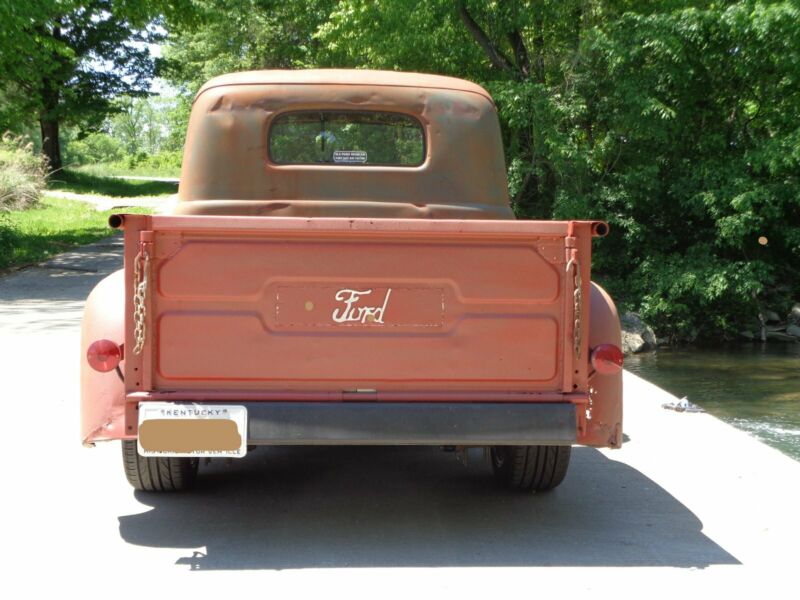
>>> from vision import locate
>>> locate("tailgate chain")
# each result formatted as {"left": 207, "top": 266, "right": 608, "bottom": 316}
{"left": 566, "top": 256, "right": 582, "bottom": 359}
{"left": 132, "top": 248, "right": 150, "bottom": 355}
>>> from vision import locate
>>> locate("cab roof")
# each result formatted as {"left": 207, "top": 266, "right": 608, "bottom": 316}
{"left": 196, "top": 69, "right": 494, "bottom": 103}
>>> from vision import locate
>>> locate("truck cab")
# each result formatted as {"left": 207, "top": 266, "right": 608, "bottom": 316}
{"left": 81, "top": 70, "right": 623, "bottom": 493}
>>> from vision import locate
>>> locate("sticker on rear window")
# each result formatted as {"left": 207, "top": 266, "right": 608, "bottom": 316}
{"left": 333, "top": 150, "right": 368, "bottom": 164}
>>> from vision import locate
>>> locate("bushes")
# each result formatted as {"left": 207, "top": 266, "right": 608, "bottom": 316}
{"left": 0, "top": 131, "right": 48, "bottom": 266}
{"left": 65, "top": 149, "right": 183, "bottom": 178}
{"left": 122, "top": 149, "right": 182, "bottom": 173}
{"left": 62, "top": 131, "right": 182, "bottom": 176}
{"left": 64, "top": 132, "right": 126, "bottom": 166}
{"left": 0, "top": 132, "right": 48, "bottom": 211}
{"left": 552, "top": 3, "right": 800, "bottom": 342}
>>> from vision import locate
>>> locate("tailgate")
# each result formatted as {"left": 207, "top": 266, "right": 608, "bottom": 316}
{"left": 115, "top": 215, "right": 600, "bottom": 395}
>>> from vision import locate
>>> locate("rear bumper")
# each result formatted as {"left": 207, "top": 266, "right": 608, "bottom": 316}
{"left": 240, "top": 402, "right": 576, "bottom": 446}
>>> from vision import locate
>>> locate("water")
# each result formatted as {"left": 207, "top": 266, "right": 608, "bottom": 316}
{"left": 624, "top": 344, "right": 800, "bottom": 461}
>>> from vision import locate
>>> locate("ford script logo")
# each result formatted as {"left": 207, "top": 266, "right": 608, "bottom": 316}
{"left": 332, "top": 288, "right": 392, "bottom": 324}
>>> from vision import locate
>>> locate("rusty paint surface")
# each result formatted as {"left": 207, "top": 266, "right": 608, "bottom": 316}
{"left": 176, "top": 70, "right": 512, "bottom": 219}
{"left": 585, "top": 282, "right": 624, "bottom": 448}
{"left": 80, "top": 269, "right": 128, "bottom": 444}
{"left": 80, "top": 70, "right": 622, "bottom": 449}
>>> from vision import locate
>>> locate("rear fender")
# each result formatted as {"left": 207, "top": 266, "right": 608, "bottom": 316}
{"left": 579, "top": 282, "right": 624, "bottom": 448}
{"left": 80, "top": 269, "right": 130, "bottom": 445}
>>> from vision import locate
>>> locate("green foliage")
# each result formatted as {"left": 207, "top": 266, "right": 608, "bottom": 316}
{"left": 106, "top": 95, "right": 177, "bottom": 155}
{"left": 119, "top": 150, "right": 182, "bottom": 174}
{"left": 64, "top": 132, "right": 126, "bottom": 166}
{"left": 574, "top": 1, "right": 800, "bottom": 340}
{"left": 70, "top": 157, "right": 181, "bottom": 178}
{"left": 61, "top": 94, "right": 186, "bottom": 172}
{"left": 0, "top": 133, "right": 48, "bottom": 211}
{"left": 317, "top": 0, "right": 488, "bottom": 76}
{"left": 161, "top": 0, "right": 337, "bottom": 92}
{"left": 0, "top": 1, "right": 184, "bottom": 169}
{"left": 160, "top": 96, "right": 192, "bottom": 153}
{"left": 0, "top": 196, "right": 152, "bottom": 271}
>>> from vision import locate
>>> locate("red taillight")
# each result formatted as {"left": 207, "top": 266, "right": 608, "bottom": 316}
{"left": 87, "top": 339, "right": 122, "bottom": 372}
{"left": 591, "top": 344, "right": 623, "bottom": 375}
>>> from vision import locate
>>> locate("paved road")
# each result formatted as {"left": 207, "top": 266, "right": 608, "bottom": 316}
{"left": 1, "top": 239, "right": 797, "bottom": 597}
{"left": 46, "top": 173, "right": 179, "bottom": 210}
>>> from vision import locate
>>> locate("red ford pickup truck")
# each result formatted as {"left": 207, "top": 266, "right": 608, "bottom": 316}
{"left": 81, "top": 70, "right": 623, "bottom": 493}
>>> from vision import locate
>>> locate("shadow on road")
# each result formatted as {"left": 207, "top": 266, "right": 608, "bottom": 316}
{"left": 0, "top": 237, "right": 123, "bottom": 332}
{"left": 48, "top": 170, "right": 178, "bottom": 197}
{"left": 118, "top": 446, "right": 738, "bottom": 569}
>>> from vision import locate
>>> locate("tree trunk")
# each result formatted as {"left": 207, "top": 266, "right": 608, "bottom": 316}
{"left": 456, "top": 1, "right": 557, "bottom": 218}
{"left": 513, "top": 161, "right": 557, "bottom": 219}
{"left": 39, "top": 22, "right": 63, "bottom": 172}
{"left": 39, "top": 116, "right": 61, "bottom": 172}
{"left": 456, "top": 0, "right": 515, "bottom": 73}
{"left": 533, "top": 6, "right": 546, "bottom": 84}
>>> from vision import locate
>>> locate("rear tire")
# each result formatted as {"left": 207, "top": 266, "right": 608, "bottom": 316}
{"left": 122, "top": 440, "right": 199, "bottom": 491}
{"left": 491, "top": 445, "right": 571, "bottom": 492}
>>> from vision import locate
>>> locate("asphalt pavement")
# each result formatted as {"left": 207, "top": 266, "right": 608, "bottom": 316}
{"left": 0, "top": 237, "right": 797, "bottom": 598}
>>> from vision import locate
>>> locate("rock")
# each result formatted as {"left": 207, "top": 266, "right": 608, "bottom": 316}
{"left": 766, "top": 331, "right": 799, "bottom": 343}
{"left": 662, "top": 397, "right": 705, "bottom": 413}
{"left": 787, "top": 324, "right": 800, "bottom": 338}
{"left": 622, "top": 333, "right": 648, "bottom": 354}
{"left": 788, "top": 303, "right": 800, "bottom": 326}
{"left": 620, "top": 312, "right": 657, "bottom": 354}
{"left": 762, "top": 310, "right": 781, "bottom": 323}
{"left": 739, "top": 330, "right": 755, "bottom": 340}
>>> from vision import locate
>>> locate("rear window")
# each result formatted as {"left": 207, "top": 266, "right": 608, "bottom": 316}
{"left": 269, "top": 111, "right": 425, "bottom": 166}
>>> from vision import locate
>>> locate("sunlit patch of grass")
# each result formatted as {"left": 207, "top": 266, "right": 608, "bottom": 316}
{"left": 0, "top": 196, "right": 152, "bottom": 271}
{"left": 72, "top": 162, "right": 181, "bottom": 179}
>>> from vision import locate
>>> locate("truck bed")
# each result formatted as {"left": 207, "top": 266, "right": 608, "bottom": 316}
{"left": 115, "top": 215, "right": 600, "bottom": 401}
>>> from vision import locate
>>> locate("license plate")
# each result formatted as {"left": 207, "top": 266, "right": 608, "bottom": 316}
{"left": 137, "top": 402, "right": 248, "bottom": 458}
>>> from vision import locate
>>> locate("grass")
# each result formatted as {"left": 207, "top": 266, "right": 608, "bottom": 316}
{"left": 0, "top": 196, "right": 152, "bottom": 271}
{"left": 48, "top": 168, "right": 178, "bottom": 197}
{"left": 72, "top": 162, "right": 181, "bottom": 179}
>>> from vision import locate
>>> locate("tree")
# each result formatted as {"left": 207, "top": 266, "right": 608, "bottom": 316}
{"left": 107, "top": 96, "right": 156, "bottom": 155}
{"left": 0, "top": 1, "right": 174, "bottom": 171}
{"left": 161, "top": 0, "right": 337, "bottom": 92}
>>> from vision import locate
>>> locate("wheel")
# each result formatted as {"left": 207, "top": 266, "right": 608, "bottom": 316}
{"left": 121, "top": 440, "right": 199, "bottom": 491}
{"left": 490, "top": 445, "right": 571, "bottom": 492}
